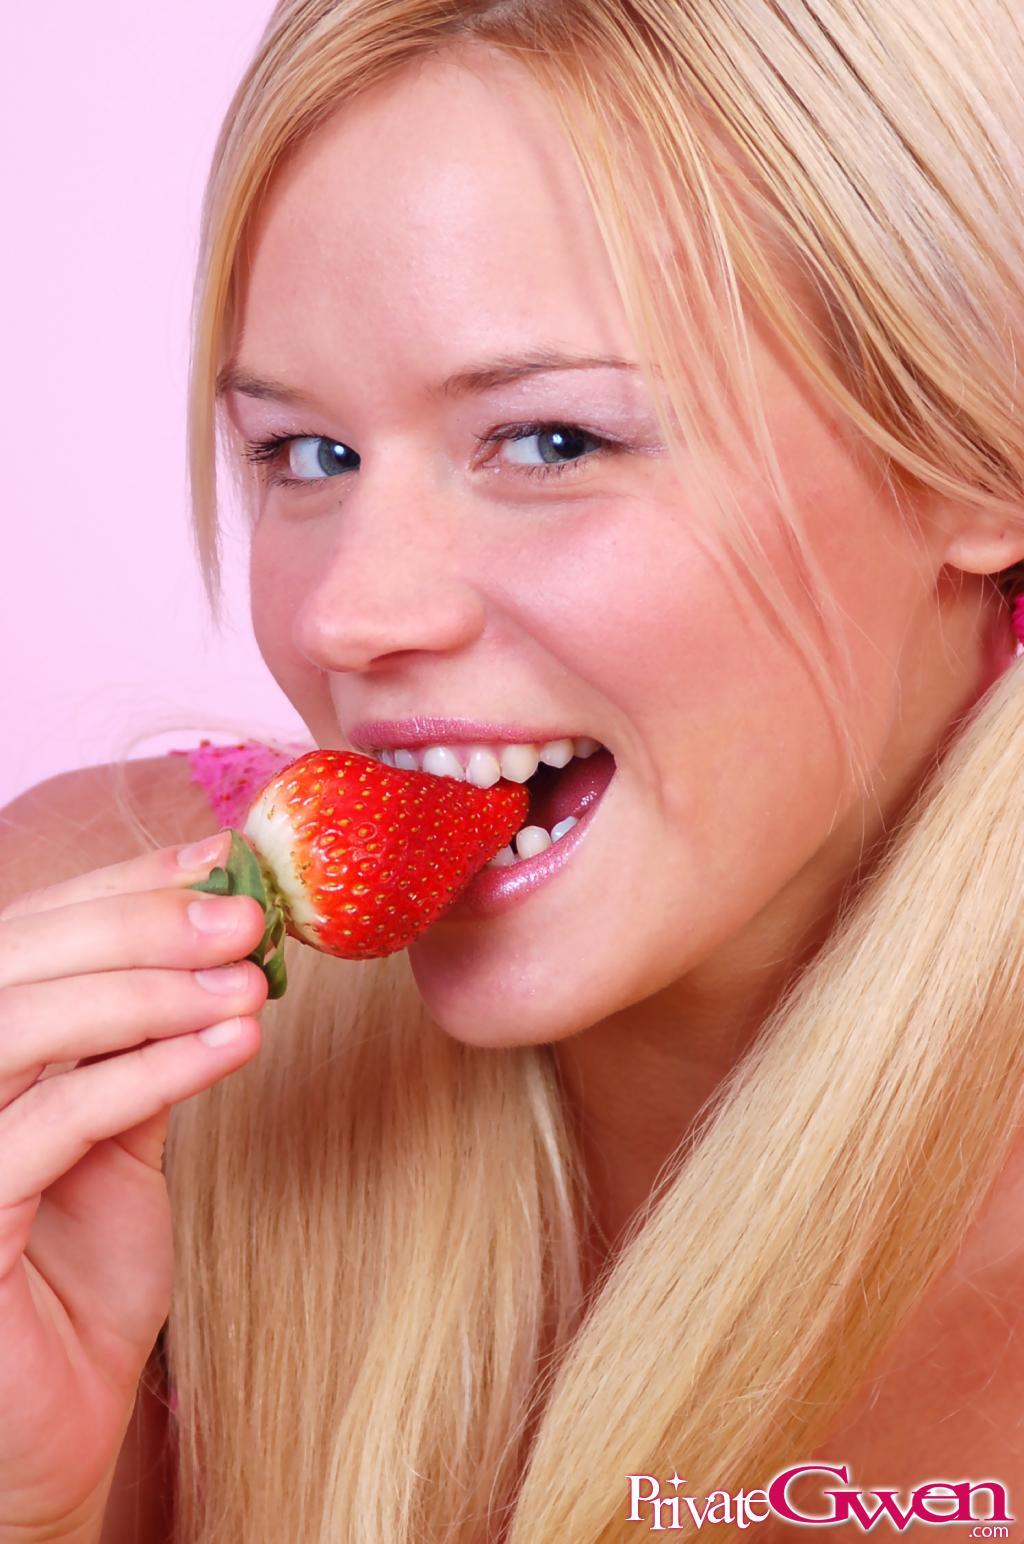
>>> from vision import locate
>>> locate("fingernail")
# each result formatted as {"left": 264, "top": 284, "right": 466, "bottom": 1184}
{"left": 188, "top": 899, "right": 246, "bottom": 934}
{"left": 194, "top": 964, "right": 250, "bottom": 995}
{"left": 198, "top": 1018, "right": 244, "bottom": 1046}
{"left": 177, "top": 831, "right": 231, "bottom": 871}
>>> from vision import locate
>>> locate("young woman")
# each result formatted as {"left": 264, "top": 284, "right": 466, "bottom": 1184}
{"left": 2, "top": 2, "right": 1024, "bottom": 1540}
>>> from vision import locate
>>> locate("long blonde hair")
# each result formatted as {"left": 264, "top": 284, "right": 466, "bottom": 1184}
{"left": 138, "top": 2, "right": 1024, "bottom": 1538}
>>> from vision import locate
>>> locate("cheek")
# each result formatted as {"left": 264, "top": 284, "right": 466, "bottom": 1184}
{"left": 249, "top": 519, "right": 323, "bottom": 705}
{"left": 520, "top": 494, "right": 838, "bottom": 767}
{"left": 526, "top": 496, "right": 892, "bottom": 929}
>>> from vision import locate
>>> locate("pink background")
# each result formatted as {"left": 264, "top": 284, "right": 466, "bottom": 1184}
{"left": 3, "top": 6, "right": 308, "bottom": 809}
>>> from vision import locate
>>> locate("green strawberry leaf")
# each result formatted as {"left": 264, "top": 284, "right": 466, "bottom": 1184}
{"left": 187, "top": 829, "right": 290, "bottom": 1000}
{"left": 263, "top": 947, "right": 288, "bottom": 999}
{"left": 189, "top": 865, "right": 231, "bottom": 896}
{"left": 227, "top": 830, "right": 270, "bottom": 906}
{"left": 253, "top": 912, "right": 276, "bottom": 960}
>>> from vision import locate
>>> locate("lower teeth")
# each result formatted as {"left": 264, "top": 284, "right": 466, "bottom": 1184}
{"left": 485, "top": 814, "right": 579, "bottom": 869}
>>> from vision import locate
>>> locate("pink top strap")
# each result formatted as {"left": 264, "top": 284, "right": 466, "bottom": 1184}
{"left": 168, "top": 737, "right": 314, "bottom": 829}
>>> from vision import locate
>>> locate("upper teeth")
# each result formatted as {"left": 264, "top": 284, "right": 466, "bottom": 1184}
{"left": 369, "top": 735, "right": 602, "bottom": 788}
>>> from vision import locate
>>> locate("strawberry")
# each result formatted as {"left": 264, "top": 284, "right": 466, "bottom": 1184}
{"left": 187, "top": 748, "right": 529, "bottom": 995}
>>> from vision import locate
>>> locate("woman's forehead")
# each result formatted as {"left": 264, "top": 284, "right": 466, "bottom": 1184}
{"left": 230, "top": 42, "right": 839, "bottom": 459}
{"left": 247, "top": 48, "right": 595, "bottom": 261}
{"left": 234, "top": 54, "right": 642, "bottom": 384}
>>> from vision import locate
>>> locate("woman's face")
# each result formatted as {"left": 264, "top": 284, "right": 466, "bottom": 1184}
{"left": 228, "top": 46, "right": 1000, "bottom": 1048}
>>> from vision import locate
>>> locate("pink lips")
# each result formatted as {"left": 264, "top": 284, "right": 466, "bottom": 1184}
{"left": 347, "top": 717, "right": 594, "bottom": 752}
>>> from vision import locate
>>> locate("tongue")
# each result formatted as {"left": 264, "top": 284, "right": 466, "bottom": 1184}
{"left": 526, "top": 746, "right": 616, "bottom": 831}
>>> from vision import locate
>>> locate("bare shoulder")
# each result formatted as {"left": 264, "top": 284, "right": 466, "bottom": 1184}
{"left": 0, "top": 755, "right": 221, "bottom": 909}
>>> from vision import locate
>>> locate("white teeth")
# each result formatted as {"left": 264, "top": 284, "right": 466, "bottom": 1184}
{"left": 499, "top": 743, "right": 541, "bottom": 783}
{"left": 484, "top": 812, "right": 581, "bottom": 868}
{"left": 465, "top": 746, "right": 502, "bottom": 789}
{"left": 514, "top": 825, "right": 552, "bottom": 860}
{"left": 537, "top": 737, "right": 574, "bottom": 768}
{"left": 421, "top": 745, "right": 464, "bottom": 780}
{"left": 369, "top": 734, "right": 605, "bottom": 781}
{"left": 367, "top": 734, "right": 602, "bottom": 872}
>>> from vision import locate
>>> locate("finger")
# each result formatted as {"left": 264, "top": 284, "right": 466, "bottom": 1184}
{"left": 0, "top": 960, "right": 268, "bottom": 1107}
{"left": 0, "top": 832, "right": 234, "bottom": 924}
{"left": 0, "top": 889, "right": 267, "bottom": 992}
{"left": 0, "top": 1017, "right": 261, "bottom": 1272}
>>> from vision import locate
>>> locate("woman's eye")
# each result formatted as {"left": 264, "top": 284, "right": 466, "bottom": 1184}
{"left": 288, "top": 438, "right": 358, "bottom": 479}
{"left": 479, "top": 422, "right": 613, "bottom": 480}
{"left": 241, "top": 434, "right": 358, "bottom": 487}
{"left": 240, "top": 421, "right": 619, "bottom": 490}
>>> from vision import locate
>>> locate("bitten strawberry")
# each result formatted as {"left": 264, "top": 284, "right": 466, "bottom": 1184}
{"left": 187, "top": 748, "right": 529, "bottom": 994}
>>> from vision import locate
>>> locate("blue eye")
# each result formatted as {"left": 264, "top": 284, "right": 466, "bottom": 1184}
{"left": 241, "top": 435, "right": 356, "bottom": 486}
{"left": 240, "top": 420, "right": 621, "bottom": 491}
{"left": 478, "top": 422, "right": 614, "bottom": 480}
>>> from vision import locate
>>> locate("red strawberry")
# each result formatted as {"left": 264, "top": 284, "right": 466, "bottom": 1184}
{"left": 187, "top": 748, "right": 529, "bottom": 993}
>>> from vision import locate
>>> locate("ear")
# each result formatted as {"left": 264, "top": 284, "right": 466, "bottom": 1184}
{"left": 935, "top": 503, "right": 1024, "bottom": 578}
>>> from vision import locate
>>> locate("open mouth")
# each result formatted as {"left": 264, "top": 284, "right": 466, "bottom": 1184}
{"left": 442, "top": 743, "right": 616, "bottom": 918}
{"left": 369, "top": 737, "right": 617, "bottom": 860}
{"left": 522, "top": 745, "right": 616, "bottom": 833}
{"left": 475, "top": 742, "right": 617, "bottom": 875}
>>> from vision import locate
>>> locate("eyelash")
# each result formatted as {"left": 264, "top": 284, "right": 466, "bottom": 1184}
{"left": 239, "top": 421, "right": 624, "bottom": 490}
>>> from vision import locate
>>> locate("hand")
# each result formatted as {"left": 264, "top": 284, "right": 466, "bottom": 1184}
{"left": 0, "top": 834, "right": 267, "bottom": 1537}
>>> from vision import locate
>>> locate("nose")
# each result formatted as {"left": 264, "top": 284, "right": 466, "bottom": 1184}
{"left": 291, "top": 466, "right": 488, "bottom": 674}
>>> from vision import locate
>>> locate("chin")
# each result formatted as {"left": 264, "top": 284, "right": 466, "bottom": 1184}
{"left": 406, "top": 938, "right": 598, "bottom": 1049}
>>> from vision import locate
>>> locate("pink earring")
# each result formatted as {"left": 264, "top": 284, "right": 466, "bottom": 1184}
{"left": 1013, "top": 594, "right": 1024, "bottom": 646}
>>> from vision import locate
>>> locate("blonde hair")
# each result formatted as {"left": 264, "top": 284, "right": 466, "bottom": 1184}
{"left": 127, "top": 1, "right": 1024, "bottom": 1538}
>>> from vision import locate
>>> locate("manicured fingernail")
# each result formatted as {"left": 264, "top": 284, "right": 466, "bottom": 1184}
{"left": 177, "top": 831, "right": 231, "bottom": 871}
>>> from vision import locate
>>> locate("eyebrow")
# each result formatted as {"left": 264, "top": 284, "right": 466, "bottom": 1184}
{"left": 215, "top": 348, "right": 638, "bottom": 405}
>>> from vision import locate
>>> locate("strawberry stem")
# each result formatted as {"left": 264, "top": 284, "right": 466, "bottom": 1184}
{"left": 188, "top": 829, "right": 290, "bottom": 999}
